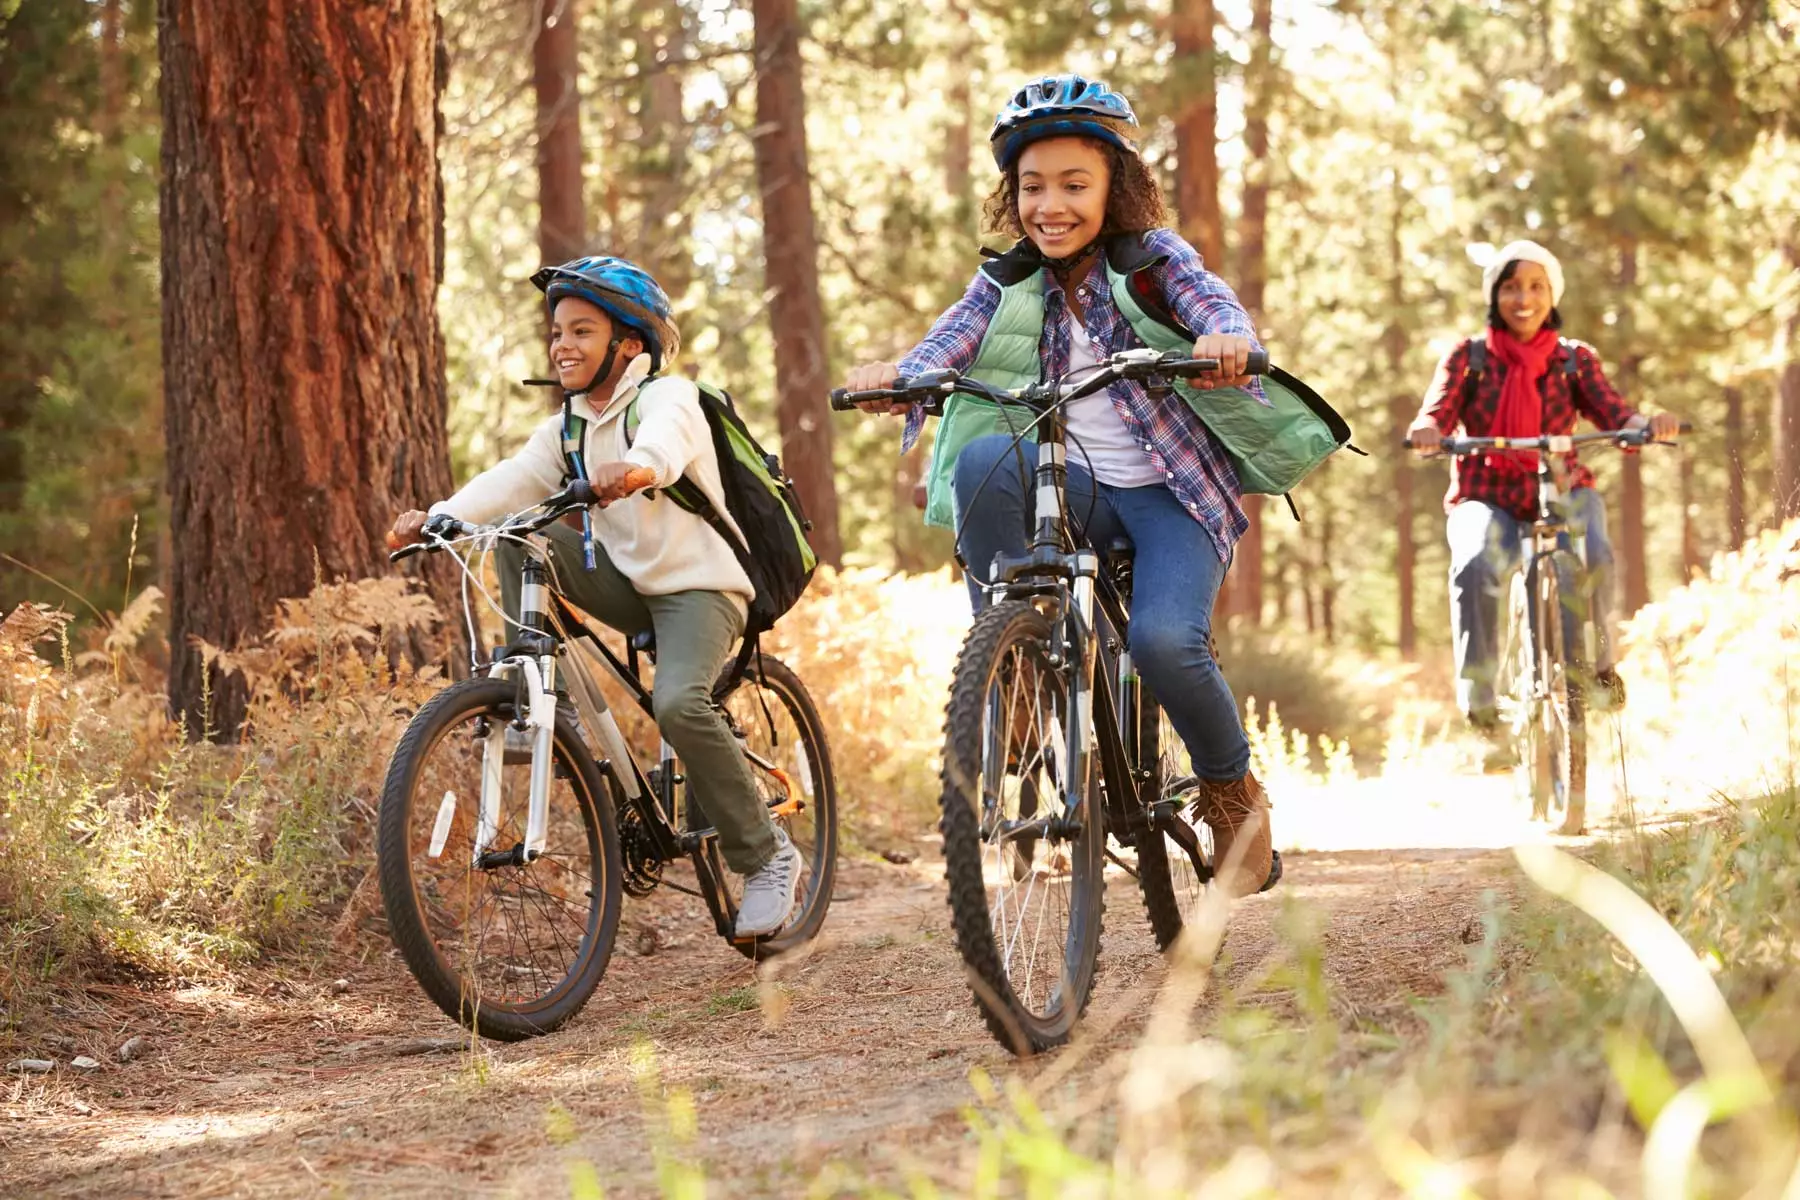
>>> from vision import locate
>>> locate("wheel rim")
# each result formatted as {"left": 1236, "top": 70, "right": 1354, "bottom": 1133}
{"left": 717, "top": 668, "right": 833, "bottom": 941}
{"left": 976, "top": 631, "right": 1081, "bottom": 1023}
{"left": 403, "top": 702, "right": 604, "bottom": 1016}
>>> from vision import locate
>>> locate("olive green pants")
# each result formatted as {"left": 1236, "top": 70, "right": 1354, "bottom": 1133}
{"left": 495, "top": 523, "right": 775, "bottom": 875}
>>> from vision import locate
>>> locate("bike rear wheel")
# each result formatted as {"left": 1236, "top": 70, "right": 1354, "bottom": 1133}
{"left": 377, "top": 675, "right": 624, "bottom": 1041}
{"left": 707, "top": 653, "right": 839, "bottom": 958}
{"left": 1134, "top": 704, "right": 1213, "bottom": 953}
{"left": 939, "top": 601, "right": 1105, "bottom": 1055}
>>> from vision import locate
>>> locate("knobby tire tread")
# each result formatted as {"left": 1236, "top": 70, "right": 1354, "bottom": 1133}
{"left": 938, "top": 601, "right": 1104, "bottom": 1055}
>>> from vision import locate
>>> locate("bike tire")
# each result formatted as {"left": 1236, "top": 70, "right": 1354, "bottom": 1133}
{"left": 1530, "top": 561, "right": 1588, "bottom": 834}
{"left": 377, "top": 675, "right": 624, "bottom": 1041}
{"left": 708, "top": 653, "right": 839, "bottom": 959}
{"left": 938, "top": 600, "right": 1105, "bottom": 1055}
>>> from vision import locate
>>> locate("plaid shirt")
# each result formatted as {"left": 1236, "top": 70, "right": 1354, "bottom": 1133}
{"left": 897, "top": 228, "right": 1263, "bottom": 565}
{"left": 1416, "top": 336, "right": 1639, "bottom": 522}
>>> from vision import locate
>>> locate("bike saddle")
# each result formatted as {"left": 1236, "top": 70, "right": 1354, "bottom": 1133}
{"left": 630, "top": 629, "right": 656, "bottom": 656}
{"left": 1105, "top": 536, "right": 1135, "bottom": 563}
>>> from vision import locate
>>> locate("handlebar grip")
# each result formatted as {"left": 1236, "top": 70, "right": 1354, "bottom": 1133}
{"left": 830, "top": 388, "right": 856, "bottom": 412}
{"left": 1246, "top": 349, "right": 1269, "bottom": 376}
{"left": 388, "top": 542, "right": 427, "bottom": 563}
{"left": 622, "top": 466, "right": 657, "bottom": 493}
{"left": 1679, "top": 421, "right": 1694, "bottom": 433}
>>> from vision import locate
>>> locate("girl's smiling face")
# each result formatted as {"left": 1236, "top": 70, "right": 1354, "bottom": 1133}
{"left": 550, "top": 296, "right": 640, "bottom": 391}
{"left": 1016, "top": 136, "right": 1111, "bottom": 259}
{"left": 1496, "top": 261, "right": 1554, "bottom": 340}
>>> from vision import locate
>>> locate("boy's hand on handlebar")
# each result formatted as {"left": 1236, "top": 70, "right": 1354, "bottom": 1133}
{"left": 389, "top": 509, "right": 430, "bottom": 548}
{"left": 590, "top": 461, "right": 657, "bottom": 506}
{"left": 1189, "top": 335, "right": 1254, "bottom": 389}
{"left": 1406, "top": 424, "right": 1443, "bottom": 456}
{"left": 844, "top": 361, "right": 910, "bottom": 413}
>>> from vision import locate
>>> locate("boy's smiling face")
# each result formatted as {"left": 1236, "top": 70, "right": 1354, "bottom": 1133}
{"left": 550, "top": 296, "right": 642, "bottom": 392}
{"left": 1017, "top": 136, "right": 1110, "bottom": 259}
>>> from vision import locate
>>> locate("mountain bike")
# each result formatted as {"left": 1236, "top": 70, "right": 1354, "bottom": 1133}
{"left": 832, "top": 348, "right": 1280, "bottom": 1054}
{"left": 1404, "top": 426, "right": 1684, "bottom": 834}
{"left": 379, "top": 481, "right": 837, "bottom": 1041}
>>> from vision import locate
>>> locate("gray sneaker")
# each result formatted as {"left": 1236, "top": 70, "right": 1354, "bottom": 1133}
{"left": 734, "top": 828, "right": 802, "bottom": 938}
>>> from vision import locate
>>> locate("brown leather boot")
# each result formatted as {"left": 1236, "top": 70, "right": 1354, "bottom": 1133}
{"left": 1188, "top": 771, "right": 1275, "bottom": 898}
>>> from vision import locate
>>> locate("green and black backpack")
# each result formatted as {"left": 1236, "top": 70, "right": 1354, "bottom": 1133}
{"left": 560, "top": 382, "right": 818, "bottom": 668}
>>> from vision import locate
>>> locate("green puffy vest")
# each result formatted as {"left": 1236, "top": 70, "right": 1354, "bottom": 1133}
{"left": 919, "top": 234, "right": 1350, "bottom": 529}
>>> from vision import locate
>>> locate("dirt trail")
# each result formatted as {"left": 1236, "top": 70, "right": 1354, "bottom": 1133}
{"left": 3, "top": 771, "right": 1539, "bottom": 1200}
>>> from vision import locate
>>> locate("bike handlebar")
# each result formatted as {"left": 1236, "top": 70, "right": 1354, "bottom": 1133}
{"left": 1401, "top": 422, "right": 1693, "bottom": 455}
{"left": 386, "top": 472, "right": 657, "bottom": 563}
{"left": 829, "top": 348, "right": 1271, "bottom": 415}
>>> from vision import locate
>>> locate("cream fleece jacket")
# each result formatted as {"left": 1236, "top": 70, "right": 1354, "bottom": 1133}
{"left": 431, "top": 355, "right": 754, "bottom": 607}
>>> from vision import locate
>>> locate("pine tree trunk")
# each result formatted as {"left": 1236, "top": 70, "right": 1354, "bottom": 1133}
{"left": 636, "top": 0, "right": 690, "bottom": 296}
{"left": 1725, "top": 384, "right": 1747, "bottom": 547}
{"left": 532, "top": 0, "right": 586, "bottom": 266}
{"left": 1778, "top": 239, "right": 1800, "bottom": 525}
{"left": 750, "top": 0, "right": 841, "bottom": 566}
{"left": 1172, "top": 0, "right": 1225, "bottom": 269}
{"left": 943, "top": 0, "right": 972, "bottom": 212}
{"left": 1387, "top": 175, "right": 1415, "bottom": 657}
{"left": 1228, "top": 0, "right": 1273, "bottom": 627}
{"left": 160, "top": 0, "right": 456, "bottom": 739}
{"left": 1679, "top": 449, "right": 1698, "bottom": 578}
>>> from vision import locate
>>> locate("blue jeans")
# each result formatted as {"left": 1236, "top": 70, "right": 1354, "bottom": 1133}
{"left": 1447, "top": 488, "right": 1618, "bottom": 722}
{"left": 952, "top": 433, "right": 1251, "bottom": 782}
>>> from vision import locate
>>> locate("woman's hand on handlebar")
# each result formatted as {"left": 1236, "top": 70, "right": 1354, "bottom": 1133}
{"left": 1644, "top": 412, "right": 1683, "bottom": 444}
{"left": 1188, "top": 334, "right": 1255, "bottom": 390}
{"left": 1405, "top": 423, "right": 1443, "bottom": 456}
{"left": 843, "top": 361, "right": 910, "bottom": 413}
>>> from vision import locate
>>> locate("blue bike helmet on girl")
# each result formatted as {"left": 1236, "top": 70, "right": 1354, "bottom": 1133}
{"left": 530, "top": 255, "right": 682, "bottom": 372}
{"left": 989, "top": 74, "right": 1140, "bottom": 169}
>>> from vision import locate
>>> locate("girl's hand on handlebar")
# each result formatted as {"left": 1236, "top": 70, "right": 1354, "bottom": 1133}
{"left": 844, "top": 361, "right": 909, "bottom": 413}
{"left": 1189, "top": 334, "right": 1254, "bottom": 390}
{"left": 590, "top": 462, "right": 658, "bottom": 506}
{"left": 389, "top": 509, "right": 430, "bottom": 549}
{"left": 1406, "top": 424, "right": 1443, "bottom": 456}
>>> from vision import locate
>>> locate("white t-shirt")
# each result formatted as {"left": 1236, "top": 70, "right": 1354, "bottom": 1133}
{"left": 1064, "top": 321, "right": 1165, "bottom": 488}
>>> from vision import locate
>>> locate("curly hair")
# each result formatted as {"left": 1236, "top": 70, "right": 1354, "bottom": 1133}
{"left": 981, "top": 138, "right": 1168, "bottom": 242}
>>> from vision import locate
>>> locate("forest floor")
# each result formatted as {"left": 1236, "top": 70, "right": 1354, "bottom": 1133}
{"left": 2, "top": 759, "right": 1658, "bottom": 1199}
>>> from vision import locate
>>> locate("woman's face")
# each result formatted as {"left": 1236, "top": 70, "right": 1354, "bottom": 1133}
{"left": 1496, "top": 261, "right": 1554, "bottom": 339}
{"left": 1016, "top": 137, "right": 1111, "bottom": 259}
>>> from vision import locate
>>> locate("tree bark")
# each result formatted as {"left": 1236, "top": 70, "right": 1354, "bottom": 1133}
{"left": 750, "top": 0, "right": 841, "bottom": 566}
{"left": 160, "top": 0, "right": 457, "bottom": 738}
{"left": 636, "top": 0, "right": 690, "bottom": 297}
{"left": 1387, "top": 175, "right": 1415, "bottom": 656}
{"left": 532, "top": 0, "right": 586, "bottom": 266}
{"left": 1778, "top": 239, "right": 1800, "bottom": 525}
{"left": 1172, "top": 0, "right": 1225, "bottom": 269}
{"left": 1724, "top": 384, "right": 1747, "bottom": 547}
{"left": 1228, "top": 0, "right": 1273, "bottom": 627}
{"left": 1679, "top": 448, "right": 1698, "bottom": 578}
{"left": 943, "top": 0, "right": 972, "bottom": 211}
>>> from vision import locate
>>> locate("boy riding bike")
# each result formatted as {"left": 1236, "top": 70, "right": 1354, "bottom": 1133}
{"left": 1406, "top": 240, "right": 1681, "bottom": 766}
{"left": 390, "top": 255, "right": 802, "bottom": 937}
{"left": 844, "top": 73, "right": 1276, "bottom": 897}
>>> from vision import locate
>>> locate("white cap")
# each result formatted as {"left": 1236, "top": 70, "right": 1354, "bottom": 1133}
{"left": 1482, "top": 240, "right": 1565, "bottom": 306}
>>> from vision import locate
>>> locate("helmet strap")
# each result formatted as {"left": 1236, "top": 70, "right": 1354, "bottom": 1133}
{"left": 567, "top": 337, "right": 624, "bottom": 400}
{"left": 1041, "top": 238, "right": 1102, "bottom": 278}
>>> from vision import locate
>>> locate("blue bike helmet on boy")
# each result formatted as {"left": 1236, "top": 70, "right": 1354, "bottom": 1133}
{"left": 989, "top": 74, "right": 1140, "bottom": 169}
{"left": 530, "top": 255, "right": 682, "bottom": 373}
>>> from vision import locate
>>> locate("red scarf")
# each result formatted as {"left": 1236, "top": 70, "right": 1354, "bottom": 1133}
{"left": 1484, "top": 326, "right": 1558, "bottom": 476}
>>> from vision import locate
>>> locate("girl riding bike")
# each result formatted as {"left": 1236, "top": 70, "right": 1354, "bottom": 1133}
{"left": 390, "top": 256, "right": 802, "bottom": 938}
{"left": 843, "top": 73, "right": 1276, "bottom": 897}
{"left": 1406, "top": 240, "right": 1681, "bottom": 766}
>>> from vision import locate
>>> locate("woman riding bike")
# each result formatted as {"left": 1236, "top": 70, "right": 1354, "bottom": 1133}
{"left": 843, "top": 73, "right": 1275, "bottom": 897}
{"left": 1406, "top": 240, "right": 1681, "bottom": 767}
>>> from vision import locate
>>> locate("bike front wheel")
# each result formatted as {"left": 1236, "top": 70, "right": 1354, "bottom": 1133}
{"left": 1530, "top": 560, "right": 1588, "bottom": 834}
{"left": 377, "top": 675, "right": 624, "bottom": 1041}
{"left": 938, "top": 600, "right": 1105, "bottom": 1055}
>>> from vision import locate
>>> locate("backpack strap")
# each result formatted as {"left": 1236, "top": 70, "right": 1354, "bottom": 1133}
{"left": 1462, "top": 337, "right": 1487, "bottom": 411}
{"left": 1559, "top": 336, "right": 1579, "bottom": 375}
{"left": 561, "top": 396, "right": 590, "bottom": 484}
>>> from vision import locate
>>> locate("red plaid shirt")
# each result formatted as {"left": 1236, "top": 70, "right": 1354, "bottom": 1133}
{"left": 1416, "top": 336, "right": 1638, "bottom": 521}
